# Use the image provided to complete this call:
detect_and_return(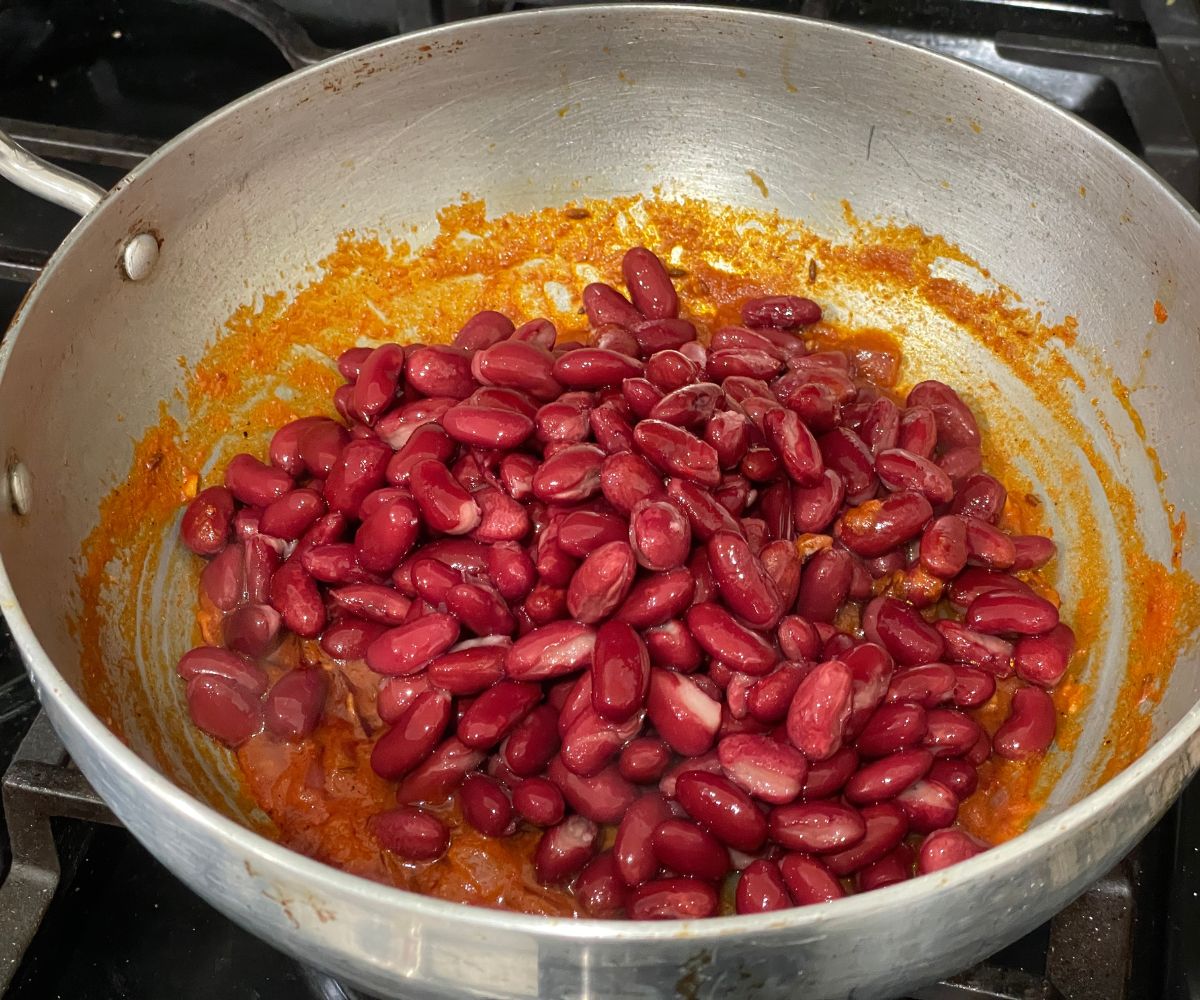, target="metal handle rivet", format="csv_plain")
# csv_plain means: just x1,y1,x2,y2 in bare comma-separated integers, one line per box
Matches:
8,461,31,515
121,232,159,281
